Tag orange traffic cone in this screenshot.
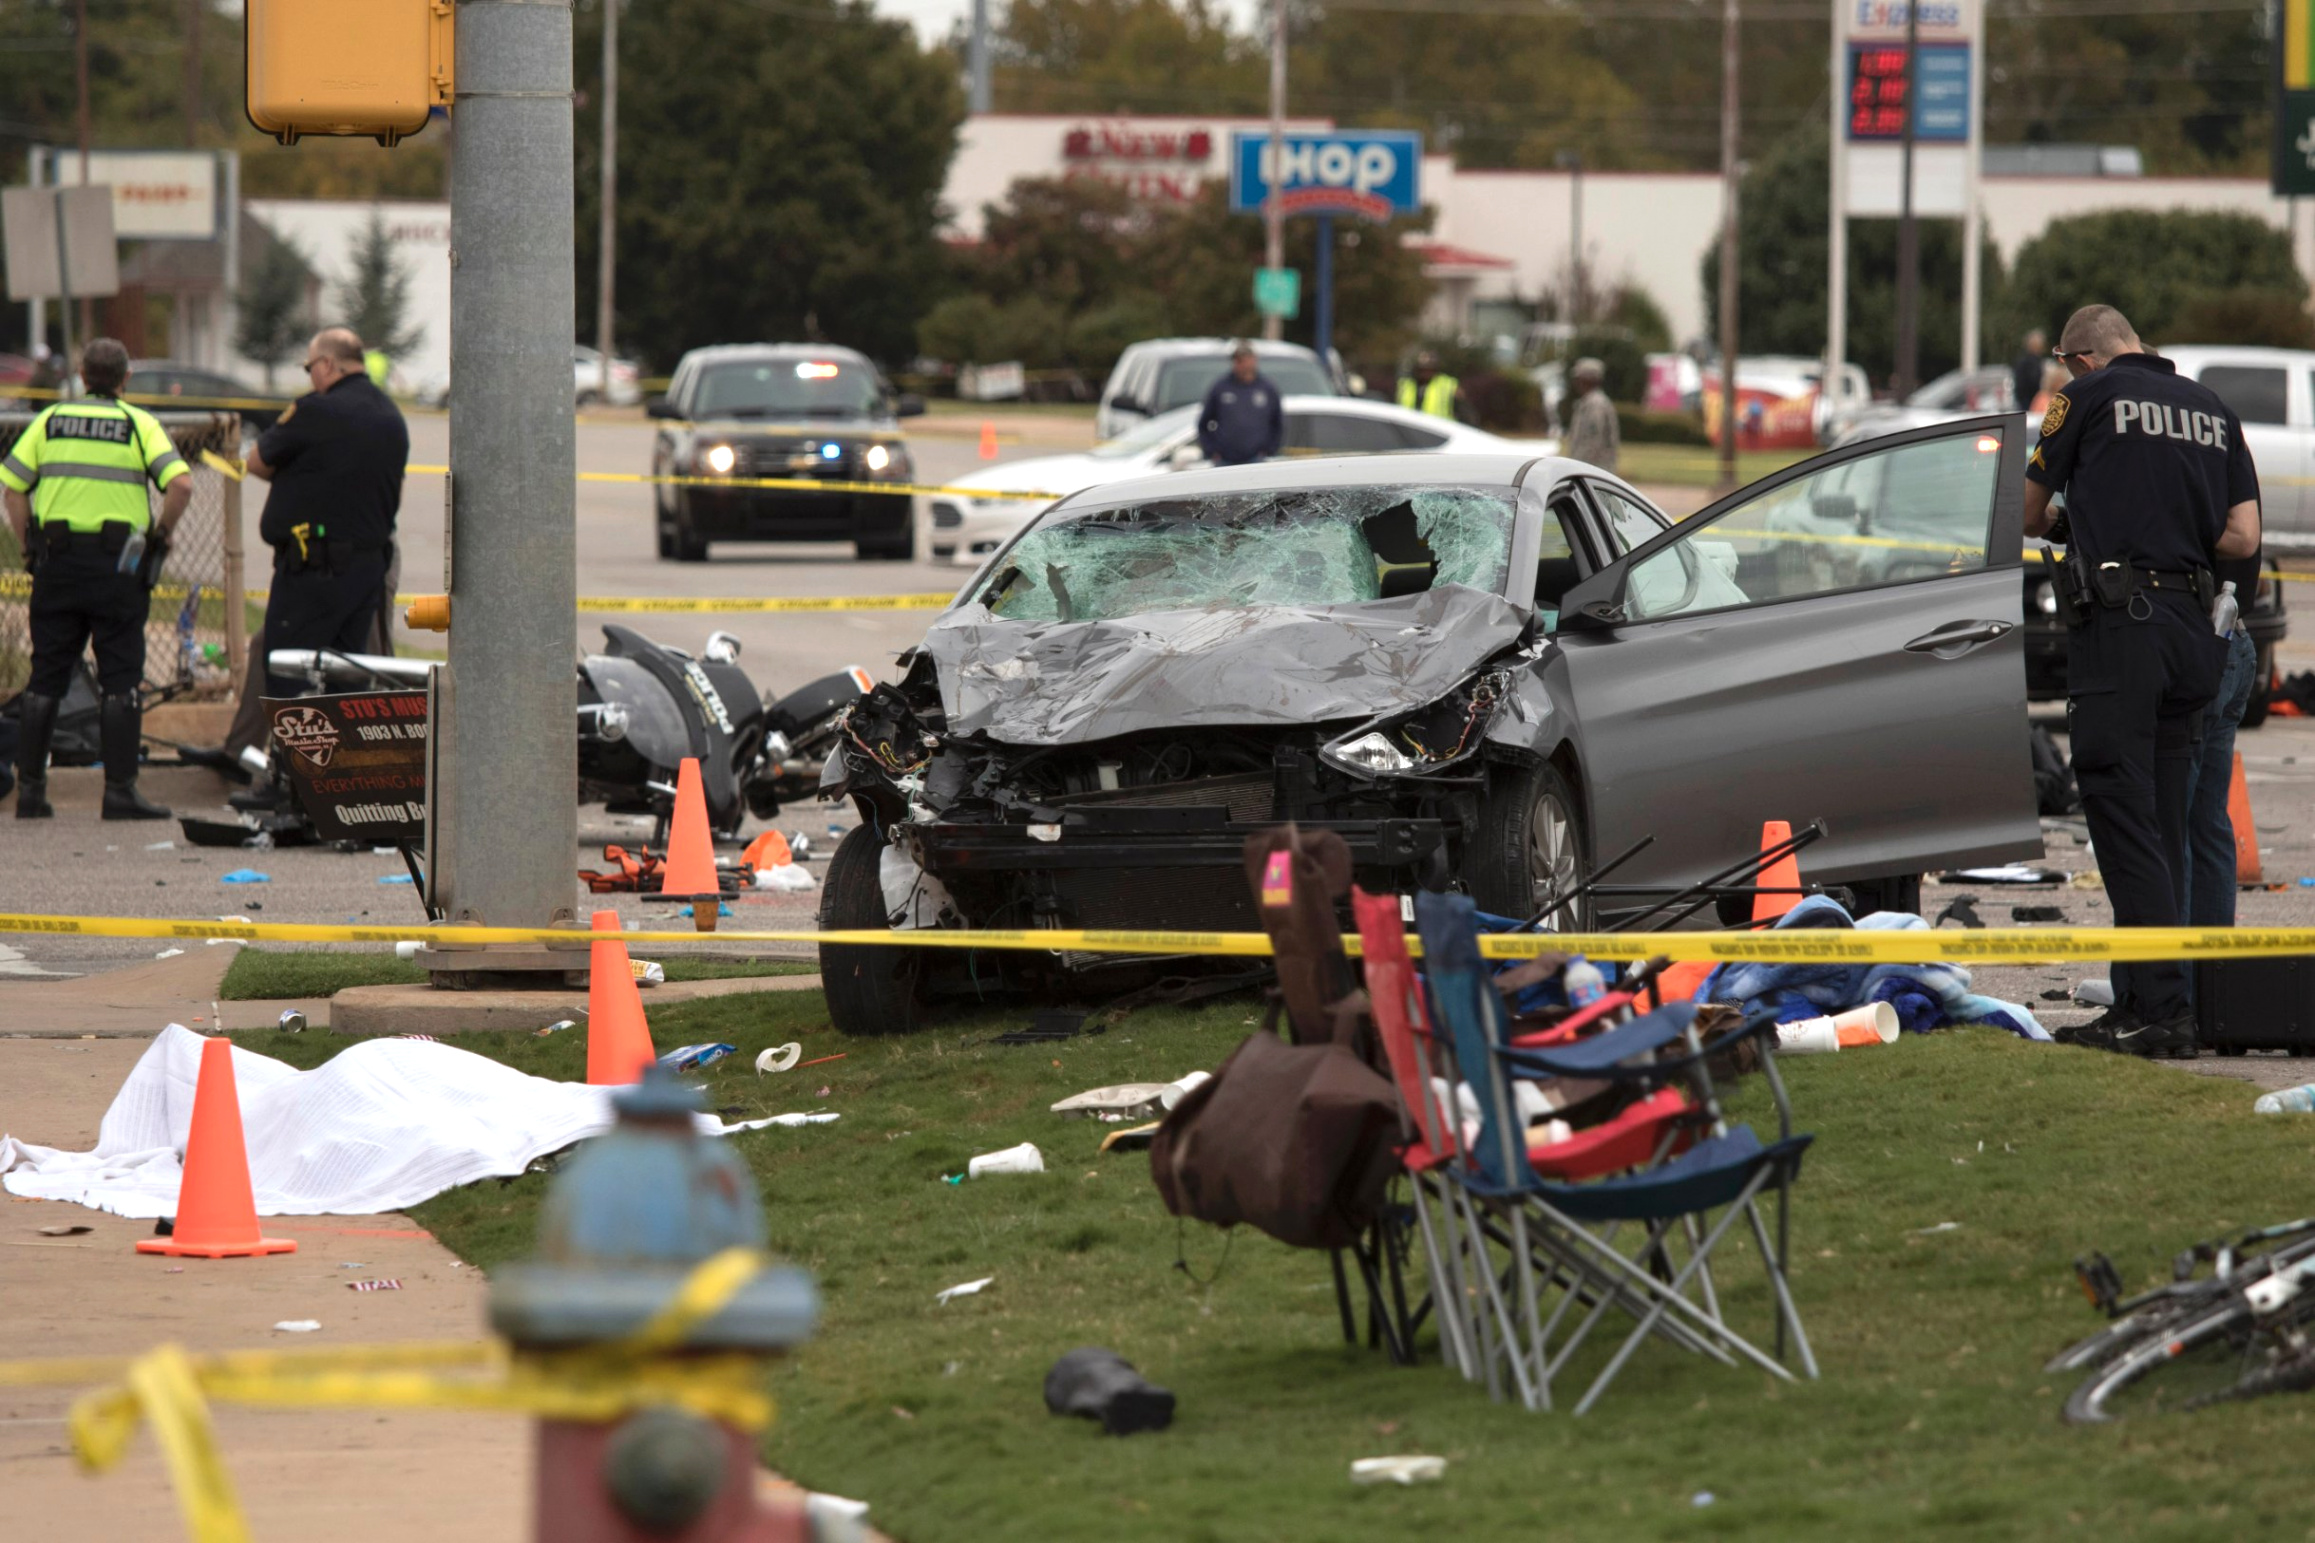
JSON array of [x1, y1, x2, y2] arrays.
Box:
[[2228, 751, 2262, 885], [1751, 818, 1802, 923], [585, 909, 658, 1086], [742, 829, 793, 871], [978, 421, 999, 460], [659, 757, 721, 899], [137, 1036, 295, 1259]]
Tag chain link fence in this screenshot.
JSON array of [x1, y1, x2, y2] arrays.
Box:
[[0, 412, 246, 701]]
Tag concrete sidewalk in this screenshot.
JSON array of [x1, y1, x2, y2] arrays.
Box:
[[0, 1035, 526, 1542]]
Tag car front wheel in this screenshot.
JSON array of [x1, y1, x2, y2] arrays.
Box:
[[1463, 762, 1590, 931], [819, 825, 932, 1036]]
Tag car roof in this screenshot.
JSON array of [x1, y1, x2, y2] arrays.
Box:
[[1124, 337, 1322, 358], [2152, 344, 2315, 366], [679, 343, 874, 365], [1056, 451, 1545, 512]]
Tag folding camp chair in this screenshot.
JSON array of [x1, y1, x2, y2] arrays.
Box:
[[1416, 889, 1818, 1415]]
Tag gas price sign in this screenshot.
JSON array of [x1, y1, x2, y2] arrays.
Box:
[[1847, 42, 1970, 143]]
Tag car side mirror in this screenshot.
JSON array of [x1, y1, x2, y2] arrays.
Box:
[[645, 397, 680, 420], [1166, 442, 1206, 470], [895, 392, 927, 418], [1109, 394, 1140, 415], [1553, 564, 1629, 633]]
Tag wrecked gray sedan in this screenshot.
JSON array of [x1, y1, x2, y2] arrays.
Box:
[[819, 417, 2041, 1035]]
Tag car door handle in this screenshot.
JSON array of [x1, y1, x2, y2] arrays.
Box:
[[1905, 619, 2014, 657]]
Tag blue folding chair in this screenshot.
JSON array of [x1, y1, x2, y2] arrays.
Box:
[[1416, 890, 1818, 1414]]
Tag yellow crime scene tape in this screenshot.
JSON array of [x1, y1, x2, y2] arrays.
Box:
[[5, 909, 2315, 965], [0, 1248, 779, 1543]]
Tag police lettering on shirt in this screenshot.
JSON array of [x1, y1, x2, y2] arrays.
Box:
[[46, 414, 135, 445], [2111, 400, 2228, 450]]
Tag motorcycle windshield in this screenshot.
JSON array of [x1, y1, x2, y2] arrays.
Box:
[[582, 655, 695, 770]]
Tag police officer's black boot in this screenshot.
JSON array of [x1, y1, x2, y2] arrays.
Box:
[[98, 693, 169, 821], [14, 690, 56, 819]]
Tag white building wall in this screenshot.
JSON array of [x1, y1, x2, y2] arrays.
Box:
[[239, 199, 452, 397]]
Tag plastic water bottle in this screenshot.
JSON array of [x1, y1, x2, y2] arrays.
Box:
[[2253, 1084, 2315, 1114], [2212, 580, 2240, 639], [1563, 955, 1607, 1008]]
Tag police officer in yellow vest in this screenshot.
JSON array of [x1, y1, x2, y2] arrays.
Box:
[[1, 339, 191, 820], [1396, 349, 1470, 423]]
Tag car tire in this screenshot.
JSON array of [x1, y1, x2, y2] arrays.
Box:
[[2241, 641, 2275, 730], [667, 495, 710, 563], [1463, 762, 1590, 931], [819, 825, 931, 1037]]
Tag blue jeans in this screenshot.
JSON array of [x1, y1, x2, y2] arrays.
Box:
[[2179, 625, 2259, 929]]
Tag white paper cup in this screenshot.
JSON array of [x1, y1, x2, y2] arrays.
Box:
[[967, 1141, 1045, 1177], [1830, 1002, 1900, 1047], [1774, 1017, 1841, 1055]]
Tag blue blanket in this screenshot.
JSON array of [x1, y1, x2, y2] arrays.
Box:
[[1698, 895, 2049, 1042]]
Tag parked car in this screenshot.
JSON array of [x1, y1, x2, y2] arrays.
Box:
[[125, 360, 291, 431], [1095, 338, 1340, 440], [575, 344, 644, 407], [928, 396, 1542, 566], [818, 415, 2042, 1035], [1826, 366, 2020, 446], [645, 344, 926, 562]]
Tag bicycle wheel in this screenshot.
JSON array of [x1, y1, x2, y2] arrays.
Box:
[[2184, 1348, 2315, 1411], [2063, 1300, 2262, 1424], [2045, 1290, 2218, 1376]]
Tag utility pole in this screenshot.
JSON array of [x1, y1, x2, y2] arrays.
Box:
[[1557, 148, 1584, 326], [438, 0, 579, 938], [184, 0, 203, 145], [74, 0, 92, 344], [968, 0, 992, 114], [1262, 0, 1286, 342], [1715, 0, 1740, 490], [1893, 0, 1921, 397], [596, 0, 617, 401]]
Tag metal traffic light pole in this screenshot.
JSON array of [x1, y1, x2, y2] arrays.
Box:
[[433, 0, 580, 946]]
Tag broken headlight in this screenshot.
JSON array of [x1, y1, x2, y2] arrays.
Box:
[[1319, 673, 1507, 780]]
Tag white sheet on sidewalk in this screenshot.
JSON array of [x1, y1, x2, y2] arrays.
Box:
[[0, 1024, 833, 1219]]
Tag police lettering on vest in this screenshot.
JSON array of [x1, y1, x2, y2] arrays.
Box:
[[0, 398, 188, 533]]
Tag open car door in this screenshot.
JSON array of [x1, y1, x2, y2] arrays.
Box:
[[1550, 415, 2041, 902]]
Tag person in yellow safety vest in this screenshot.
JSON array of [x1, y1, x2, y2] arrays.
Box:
[[363, 349, 390, 387], [0, 339, 192, 820], [1396, 349, 1470, 423]]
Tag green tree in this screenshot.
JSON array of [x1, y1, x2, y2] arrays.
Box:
[[981, 0, 1262, 115], [1701, 125, 2004, 388], [1996, 210, 2309, 351], [336, 213, 423, 360], [235, 230, 314, 389], [573, 0, 963, 368]]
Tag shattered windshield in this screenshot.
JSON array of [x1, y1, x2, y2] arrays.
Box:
[[971, 484, 1517, 623]]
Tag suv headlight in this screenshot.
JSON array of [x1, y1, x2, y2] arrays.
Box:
[[1319, 673, 1507, 781], [1328, 732, 1415, 774], [864, 444, 892, 472], [702, 443, 737, 475]]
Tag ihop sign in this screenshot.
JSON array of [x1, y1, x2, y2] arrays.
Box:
[[1228, 130, 1422, 222]]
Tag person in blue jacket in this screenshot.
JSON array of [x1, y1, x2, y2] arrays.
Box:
[[1195, 341, 1284, 467]]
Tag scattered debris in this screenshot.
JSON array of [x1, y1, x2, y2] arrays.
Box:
[[535, 1019, 580, 1037], [220, 869, 270, 884], [155, 947, 185, 960], [1934, 896, 1985, 929], [378, 874, 415, 885], [1938, 865, 2063, 885], [658, 1043, 736, 1072], [273, 1320, 322, 1333], [936, 1276, 994, 1304], [347, 1278, 403, 1291], [36, 1224, 92, 1237], [2075, 978, 2116, 1007], [1915, 1221, 1961, 1235], [1350, 1456, 1446, 1485], [1044, 1347, 1176, 1435], [1693, 1491, 1717, 1508], [967, 1141, 1044, 1177], [2011, 905, 2066, 923], [144, 839, 175, 851], [756, 1043, 803, 1074], [277, 1010, 307, 1033], [1051, 1072, 1211, 1123]]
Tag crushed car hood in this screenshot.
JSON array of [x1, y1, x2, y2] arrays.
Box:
[[919, 584, 1530, 745]]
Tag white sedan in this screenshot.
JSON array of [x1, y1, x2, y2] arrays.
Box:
[[925, 395, 1544, 565]]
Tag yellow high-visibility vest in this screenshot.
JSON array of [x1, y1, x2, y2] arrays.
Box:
[[1396, 374, 1459, 418], [0, 397, 186, 531]]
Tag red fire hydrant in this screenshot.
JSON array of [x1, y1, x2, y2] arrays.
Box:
[[489, 1069, 829, 1542]]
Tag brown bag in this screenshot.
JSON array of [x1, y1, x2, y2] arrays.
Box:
[[1243, 825, 1357, 1046], [1149, 1029, 1401, 1251]]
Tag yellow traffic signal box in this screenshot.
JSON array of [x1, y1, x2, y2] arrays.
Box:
[[246, 0, 454, 147]]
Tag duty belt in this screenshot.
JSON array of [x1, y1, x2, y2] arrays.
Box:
[[2129, 567, 2214, 606]]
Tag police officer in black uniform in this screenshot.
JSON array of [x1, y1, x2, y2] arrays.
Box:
[[244, 327, 408, 697], [1195, 341, 1284, 467], [2025, 304, 2261, 1057]]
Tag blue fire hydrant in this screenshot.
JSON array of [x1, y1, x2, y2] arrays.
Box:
[[489, 1067, 828, 1542]]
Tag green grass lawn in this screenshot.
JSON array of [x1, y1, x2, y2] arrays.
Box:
[[227, 996, 2315, 1542], [1619, 443, 1814, 490], [217, 946, 814, 999]]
